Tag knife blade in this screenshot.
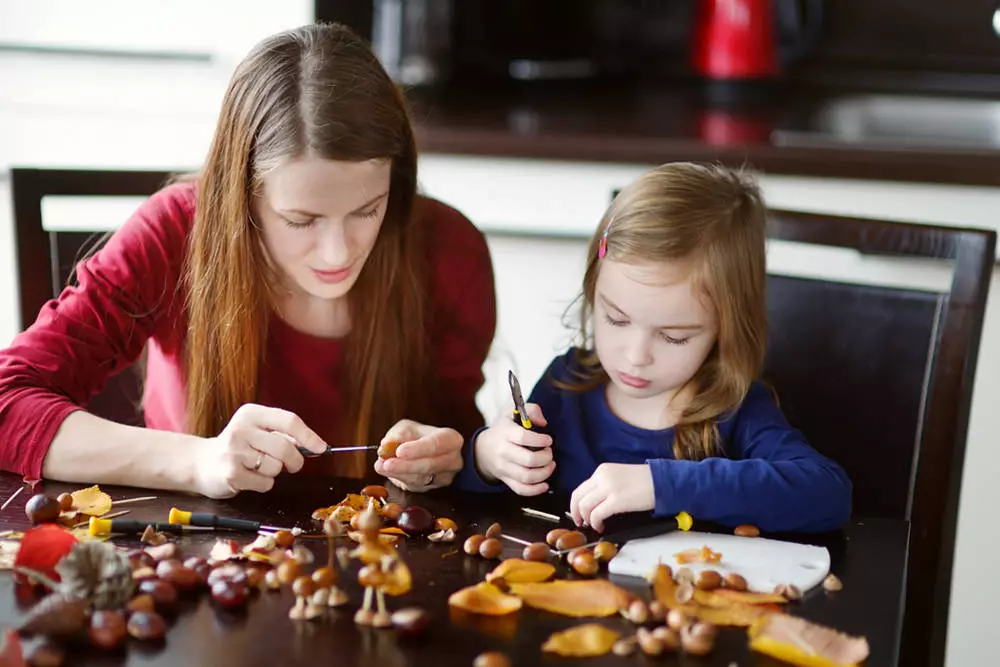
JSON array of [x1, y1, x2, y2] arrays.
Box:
[[297, 444, 379, 458]]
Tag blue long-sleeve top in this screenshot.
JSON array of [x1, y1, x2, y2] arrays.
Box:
[[455, 349, 853, 533]]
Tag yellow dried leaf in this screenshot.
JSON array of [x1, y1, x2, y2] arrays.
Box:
[[486, 558, 555, 584], [339, 493, 367, 511], [448, 582, 522, 615], [691, 603, 776, 627], [675, 544, 722, 564], [749, 613, 870, 667], [699, 588, 787, 606], [508, 580, 634, 618], [70, 485, 112, 516], [648, 562, 774, 627], [542, 623, 621, 657], [379, 527, 407, 536], [347, 531, 400, 546]]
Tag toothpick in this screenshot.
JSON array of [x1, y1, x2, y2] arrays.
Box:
[[499, 533, 533, 547], [111, 496, 157, 506], [73, 509, 130, 528], [521, 507, 561, 523], [0, 487, 24, 512]]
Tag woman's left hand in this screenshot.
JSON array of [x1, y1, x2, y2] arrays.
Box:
[[374, 419, 464, 492], [570, 463, 655, 532]]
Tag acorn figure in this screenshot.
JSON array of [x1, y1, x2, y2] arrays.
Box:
[[348, 498, 411, 628], [320, 516, 349, 607]]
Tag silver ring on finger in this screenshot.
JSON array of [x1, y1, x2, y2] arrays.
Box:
[[424, 473, 435, 487], [252, 452, 264, 471]]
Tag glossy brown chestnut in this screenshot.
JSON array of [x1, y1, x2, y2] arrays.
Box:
[[127, 611, 166, 642], [390, 607, 429, 637], [24, 494, 61, 525], [137, 579, 178, 614], [211, 580, 248, 610], [397, 506, 434, 535], [89, 610, 127, 650], [381, 502, 403, 522]]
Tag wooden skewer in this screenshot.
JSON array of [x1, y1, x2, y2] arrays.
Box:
[[0, 487, 24, 512], [499, 533, 533, 547], [73, 509, 130, 529], [111, 496, 158, 506], [521, 507, 561, 523]]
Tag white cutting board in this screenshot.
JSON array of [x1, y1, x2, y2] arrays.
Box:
[[608, 530, 830, 594]]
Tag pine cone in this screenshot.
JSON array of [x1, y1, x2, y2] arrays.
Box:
[[55, 542, 134, 610], [16, 593, 88, 639]]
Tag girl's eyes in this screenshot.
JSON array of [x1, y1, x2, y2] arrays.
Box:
[[602, 314, 689, 345], [281, 207, 380, 229]]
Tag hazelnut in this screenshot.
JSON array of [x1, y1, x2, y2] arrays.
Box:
[[377, 440, 400, 459], [485, 522, 502, 539], [361, 484, 389, 499], [696, 570, 722, 591], [724, 573, 748, 591], [292, 576, 317, 598], [89, 610, 127, 650], [274, 530, 295, 549], [612, 636, 637, 656], [636, 627, 663, 656], [25, 641, 64, 667], [397, 506, 434, 535], [652, 626, 680, 650], [674, 567, 695, 586], [649, 600, 667, 621], [391, 607, 429, 637], [478, 537, 503, 560], [774, 583, 802, 600], [381, 503, 403, 522], [734, 524, 760, 538], [545, 528, 569, 547], [823, 574, 843, 592], [473, 651, 511, 667], [244, 567, 266, 589], [675, 583, 695, 604], [567, 546, 592, 565], [277, 560, 301, 585], [680, 621, 717, 656], [24, 494, 61, 525], [571, 552, 599, 576], [137, 579, 178, 614], [555, 530, 586, 551], [434, 517, 458, 532], [312, 567, 337, 588], [211, 580, 248, 610], [463, 534, 485, 556], [427, 528, 456, 543], [521, 542, 551, 562], [624, 599, 649, 624], [666, 608, 690, 631], [56, 492, 74, 512], [127, 610, 166, 642], [358, 565, 385, 588], [593, 541, 618, 562]]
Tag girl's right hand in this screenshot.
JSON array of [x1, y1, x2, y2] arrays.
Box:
[[192, 404, 328, 499], [473, 403, 555, 496]]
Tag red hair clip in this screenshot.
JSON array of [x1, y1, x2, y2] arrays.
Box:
[[598, 217, 614, 259]]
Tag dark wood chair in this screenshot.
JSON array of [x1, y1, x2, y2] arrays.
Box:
[[10, 167, 184, 427], [764, 209, 995, 667]]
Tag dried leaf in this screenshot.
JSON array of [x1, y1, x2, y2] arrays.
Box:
[[698, 588, 787, 606], [140, 525, 167, 546], [382, 560, 412, 596], [448, 582, 523, 615], [312, 494, 369, 521], [508, 580, 634, 617], [485, 559, 555, 584], [542, 623, 621, 657], [674, 545, 722, 564], [69, 486, 113, 517], [379, 527, 407, 536], [689, 602, 778, 627], [13, 525, 78, 584], [16, 593, 88, 638], [648, 563, 775, 627], [749, 613, 870, 667], [347, 531, 400, 546]]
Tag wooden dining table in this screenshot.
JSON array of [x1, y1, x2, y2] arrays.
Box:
[[0, 472, 907, 666]]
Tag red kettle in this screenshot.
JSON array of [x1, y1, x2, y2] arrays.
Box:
[[691, 0, 824, 83]]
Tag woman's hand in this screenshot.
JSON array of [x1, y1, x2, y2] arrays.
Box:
[[569, 463, 655, 532], [473, 403, 554, 496], [193, 404, 327, 499], [374, 420, 464, 492]]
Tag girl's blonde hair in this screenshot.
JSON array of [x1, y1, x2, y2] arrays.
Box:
[[563, 162, 768, 460]]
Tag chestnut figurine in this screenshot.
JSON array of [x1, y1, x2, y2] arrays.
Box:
[[348, 498, 413, 627], [321, 516, 349, 607]]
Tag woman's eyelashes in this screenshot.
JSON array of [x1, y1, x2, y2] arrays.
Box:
[[602, 313, 690, 345], [281, 206, 380, 229]]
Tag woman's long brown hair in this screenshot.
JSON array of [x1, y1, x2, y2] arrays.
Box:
[[560, 162, 768, 460], [184, 23, 432, 467]]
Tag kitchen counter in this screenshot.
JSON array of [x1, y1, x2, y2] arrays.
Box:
[[407, 79, 1000, 187]]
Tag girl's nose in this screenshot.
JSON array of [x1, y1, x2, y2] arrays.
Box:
[[316, 220, 350, 266], [625, 333, 654, 368]]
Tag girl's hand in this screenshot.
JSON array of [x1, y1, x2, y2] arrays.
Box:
[[474, 403, 555, 496], [193, 404, 328, 499], [570, 463, 655, 532], [374, 420, 464, 492]]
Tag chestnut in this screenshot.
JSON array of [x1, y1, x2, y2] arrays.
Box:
[[25, 494, 61, 525], [137, 579, 178, 614], [593, 541, 618, 562], [397, 506, 434, 535], [128, 549, 155, 571], [463, 534, 485, 556], [144, 543, 180, 562], [89, 610, 127, 650], [473, 651, 511, 667], [211, 580, 248, 610], [156, 560, 199, 592], [361, 484, 388, 500], [56, 492, 74, 512], [127, 610, 166, 642], [277, 560, 300, 585], [24, 640, 64, 667], [381, 502, 403, 522], [545, 528, 569, 547], [391, 606, 429, 637], [273, 530, 295, 549], [478, 537, 502, 560], [555, 530, 586, 551], [207, 564, 248, 588], [312, 567, 337, 588], [522, 542, 551, 562]]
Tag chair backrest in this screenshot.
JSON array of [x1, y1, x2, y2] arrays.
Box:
[[764, 209, 995, 667], [10, 168, 182, 427]]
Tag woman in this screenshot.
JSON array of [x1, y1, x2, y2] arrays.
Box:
[[0, 23, 496, 498]]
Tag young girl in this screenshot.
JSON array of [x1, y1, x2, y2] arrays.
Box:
[[0, 23, 496, 498], [457, 162, 852, 534]]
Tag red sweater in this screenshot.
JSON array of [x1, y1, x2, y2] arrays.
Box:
[[0, 182, 497, 478]]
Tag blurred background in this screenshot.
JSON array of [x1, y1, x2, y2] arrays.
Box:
[[3, 3, 1000, 665]]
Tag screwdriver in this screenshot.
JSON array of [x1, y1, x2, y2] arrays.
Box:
[[88, 517, 216, 537], [168, 507, 298, 534]]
